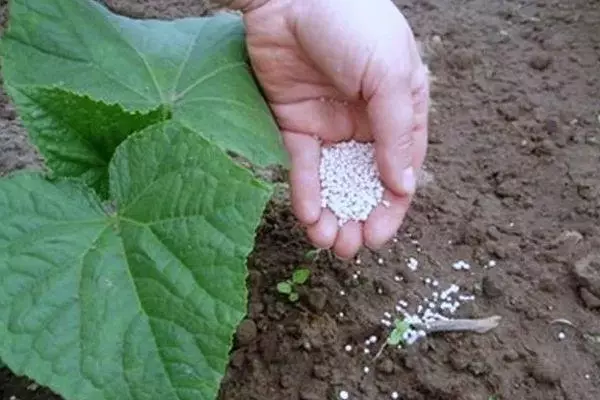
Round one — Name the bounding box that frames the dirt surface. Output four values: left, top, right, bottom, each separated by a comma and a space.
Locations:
1, 0, 600, 399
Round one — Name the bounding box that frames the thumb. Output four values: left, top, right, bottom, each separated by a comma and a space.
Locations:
368, 68, 417, 197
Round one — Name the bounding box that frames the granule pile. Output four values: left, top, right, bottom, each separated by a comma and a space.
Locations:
319, 140, 385, 226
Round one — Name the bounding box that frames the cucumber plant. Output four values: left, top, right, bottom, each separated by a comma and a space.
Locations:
0, 1, 288, 400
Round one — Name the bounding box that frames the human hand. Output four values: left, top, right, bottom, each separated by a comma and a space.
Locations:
225, 0, 430, 259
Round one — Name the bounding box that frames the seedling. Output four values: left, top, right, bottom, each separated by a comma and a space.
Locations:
304, 248, 323, 262
387, 318, 412, 346
277, 268, 311, 302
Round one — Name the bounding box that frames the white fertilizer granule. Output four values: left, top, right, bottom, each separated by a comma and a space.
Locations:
319, 140, 385, 226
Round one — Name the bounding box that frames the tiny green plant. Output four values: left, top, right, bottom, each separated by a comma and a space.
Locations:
387, 318, 412, 346
304, 248, 323, 261
277, 268, 311, 302
0, 1, 288, 400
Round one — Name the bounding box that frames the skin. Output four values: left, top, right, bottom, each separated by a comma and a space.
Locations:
222, 0, 430, 259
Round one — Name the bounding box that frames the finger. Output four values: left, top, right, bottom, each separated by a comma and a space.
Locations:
363, 190, 411, 250
368, 75, 416, 198
306, 208, 338, 249
410, 63, 430, 170
282, 131, 322, 225
333, 220, 362, 259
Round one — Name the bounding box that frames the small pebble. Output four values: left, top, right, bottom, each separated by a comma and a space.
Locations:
384, 312, 392, 319
339, 312, 345, 318
432, 280, 439, 287
344, 344, 352, 352
369, 335, 378, 343
363, 366, 370, 373
340, 390, 349, 400
377, 288, 383, 294
356, 258, 361, 265
378, 258, 384, 265
352, 274, 359, 279
488, 260, 497, 267
340, 290, 346, 296
391, 392, 399, 399
558, 332, 566, 340
585, 374, 590, 380
394, 275, 401, 282
364, 348, 370, 354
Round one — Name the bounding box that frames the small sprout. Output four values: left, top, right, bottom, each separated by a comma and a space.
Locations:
292, 268, 311, 285
304, 248, 323, 261
288, 292, 300, 302
276, 268, 311, 302
387, 318, 411, 346
277, 282, 293, 294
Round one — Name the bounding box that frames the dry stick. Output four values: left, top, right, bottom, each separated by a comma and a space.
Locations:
373, 316, 502, 360
414, 315, 502, 334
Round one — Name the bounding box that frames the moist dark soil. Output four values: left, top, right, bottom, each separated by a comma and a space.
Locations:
1, 0, 600, 399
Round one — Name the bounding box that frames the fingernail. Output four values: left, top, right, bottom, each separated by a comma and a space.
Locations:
401, 167, 416, 195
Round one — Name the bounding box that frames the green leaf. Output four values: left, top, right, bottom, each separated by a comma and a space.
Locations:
387, 319, 411, 346
292, 268, 310, 285
0, 121, 272, 400
304, 249, 320, 261
288, 292, 299, 302
387, 329, 404, 346
7, 87, 166, 197
2, 0, 288, 194
277, 282, 293, 295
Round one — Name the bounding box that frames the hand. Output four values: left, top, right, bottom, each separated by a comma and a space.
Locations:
227, 0, 430, 259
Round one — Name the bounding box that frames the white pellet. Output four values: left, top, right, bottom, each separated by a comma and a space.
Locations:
364, 348, 370, 354
339, 390, 349, 400
369, 335, 377, 343
319, 141, 385, 225
363, 366, 370, 373
394, 275, 401, 282
378, 258, 384, 265
391, 392, 399, 399
488, 260, 497, 267
384, 312, 392, 319
558, 332, 566, 340
344, 344, 352, 352
407, 257, 419, 271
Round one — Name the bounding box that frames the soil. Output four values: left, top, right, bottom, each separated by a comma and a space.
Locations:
1, 0, 599, 400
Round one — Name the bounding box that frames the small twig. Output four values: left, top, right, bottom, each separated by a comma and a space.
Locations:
372, 316, 502, 362
414, 316, 502, 334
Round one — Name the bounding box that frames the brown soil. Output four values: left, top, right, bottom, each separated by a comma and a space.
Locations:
1, 0, 600, 400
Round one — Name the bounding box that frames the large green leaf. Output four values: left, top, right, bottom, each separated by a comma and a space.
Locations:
1, 0, 288, 191
0, 121, 272, 400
